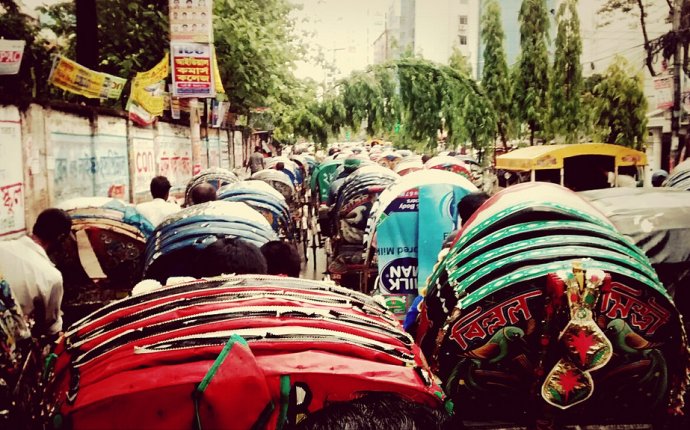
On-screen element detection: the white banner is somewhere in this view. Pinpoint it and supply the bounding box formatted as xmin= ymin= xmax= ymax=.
xmin=0 ymin=39 xmax=26 ymax=75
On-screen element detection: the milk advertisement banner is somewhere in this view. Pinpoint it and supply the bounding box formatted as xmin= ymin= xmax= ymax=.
xmin=376 ymin=188 xmax=419 ymax=295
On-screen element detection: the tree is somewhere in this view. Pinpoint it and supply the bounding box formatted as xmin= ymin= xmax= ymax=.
xmin=481 ymin=0 xmax=513 ymax=148
xmin=592 ymin=57 xmax=648 ymax=149
xmin=213 ymin=0 xmax=304 ymax=117
xmin=549 ymin=0 xmax=583 ymax=143
xmin=598 ymin=1 xmax=688 ymax=77
xmin=514 ymin=0 xmax=551 ymax=145
xmin=289 ymin=58 xmax=495 ymax=151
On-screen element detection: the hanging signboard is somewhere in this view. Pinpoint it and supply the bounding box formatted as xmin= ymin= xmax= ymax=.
xmin=170 ymin=42 xmax=215 ymax=98
xmin=653 ymin=73 xmax=673 ymax=110
xmin=169 ymin=0 xmax=213 ymax=43
xmin=48 ymin=55 xmax=126 ymax=99
xmin=0 ymin=40 xmax=25 ymax=75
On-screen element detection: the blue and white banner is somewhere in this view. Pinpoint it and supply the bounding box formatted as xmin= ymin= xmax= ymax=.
xmin=377 ymin=188 xmax=419 ymax=294
xmin=377 ymin=184 xmax=472 ymax=296
xmin=418 ymin=184 xmax=470 ymax=287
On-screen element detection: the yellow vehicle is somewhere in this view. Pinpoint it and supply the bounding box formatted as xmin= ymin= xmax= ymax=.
xmin=495 ymin=143 xmax=647 ymax=190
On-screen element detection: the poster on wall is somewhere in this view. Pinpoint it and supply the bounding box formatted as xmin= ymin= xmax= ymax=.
xmin=170 ymin=42 xmax=215 ymax=98
xmin=169 ymin=0 xmax=213 ymax=43
xmin=0 ymin=118 xmax=25 ymax=237
xmin=0 ymin=39 xmax=26 ymax=75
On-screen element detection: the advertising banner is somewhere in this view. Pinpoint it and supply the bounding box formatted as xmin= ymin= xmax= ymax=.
xmin=376 ymin=184 xmax=469 ymax=297
xmin=49 ymin=55 xmax=126 ymax=99
xmin=653 ymin=73 xmax=673 ymax=110
xmin=169 ymin=0 xmax=213 ymax=43
xmin=376 ymin=188 xmax=419 ymax=295
xmin=417 ymin=184 xmax=469 ymax=287
xmin=0 ymin=39 xmax=25 ymax=75
xmin=130 ymin=53 xmax=169 ymax=116
xmin=0 ymin=118 xmax=25 ymax=237
xmin=171 ymin=42 xmax=215 ymax=98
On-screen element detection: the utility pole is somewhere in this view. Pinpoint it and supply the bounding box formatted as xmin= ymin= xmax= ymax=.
xmin=671 ymin=0 xmax=683 ymax=168
xmin=75 ymin=0 xmax=98 ymax=106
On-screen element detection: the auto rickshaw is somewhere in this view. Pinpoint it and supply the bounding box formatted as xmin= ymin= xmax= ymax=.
xmin=495 ymin=143 xmax=647 ymax=191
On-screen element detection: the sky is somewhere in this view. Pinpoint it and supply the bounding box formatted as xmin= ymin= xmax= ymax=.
xmin=290 ymin=0 xmax=389 ymax=82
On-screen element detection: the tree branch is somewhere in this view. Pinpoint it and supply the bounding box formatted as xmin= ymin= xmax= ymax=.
xmin=638 ymin=0 xmax=658 ymax=76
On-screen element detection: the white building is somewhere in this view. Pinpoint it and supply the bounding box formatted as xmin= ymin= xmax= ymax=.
xmin=373 ymin=0 xmax=482 ymax=79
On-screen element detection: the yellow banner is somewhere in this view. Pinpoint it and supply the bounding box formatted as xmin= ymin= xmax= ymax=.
xmin=212 ymin=45 xmax=225 ymax=94
xmin=130 ymin=54 xmax=169 ymax=116
xmin=49 ymin=55 xmax=126 ymax=99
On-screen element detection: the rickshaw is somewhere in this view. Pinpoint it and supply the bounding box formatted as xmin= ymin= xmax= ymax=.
xmin=363 ymin=170 xmax=478 ymax=320
xmin=665 ymin=158 xmax=690 ymax=190
xmin=495 ymin=143 xmax=647 ymax=190
xmin=310 ymin=159 xmax=344 ymax=205
xmin=394 ymin=157 xmax=424 ymax=176
xmin=143 ymin=201 xmax=277 ymax=283
xmin=217 ymin=180 xmax=293 ymax=240
xmin=43 ymin=275 xmax=444 ymax=429
xmin=327 ymin=165 xmax=399 ymax=289
xmin=419 ymin=182 xmax=688 ymax=427
xmin=377 ymin=150 xmax=402 ymax=170
xmin=580 ymin=187 xmax=690 ymax=319
xmin=424 ymin=155 xmax=472 ymax=180
xmin=53 ymin=198 xmax=155 ymax=322
xmin=183 ymin=168 xmax=239 ymax=206
xmin=251 ymin=169 xmax=296 ymax=203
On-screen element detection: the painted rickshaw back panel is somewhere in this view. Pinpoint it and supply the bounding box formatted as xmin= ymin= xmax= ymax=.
xmin=419 ymin=183 xmax=689 ymax=426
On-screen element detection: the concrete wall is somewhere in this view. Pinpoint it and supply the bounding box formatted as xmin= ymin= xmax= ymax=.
xmin=0 ymin=103 xmax=243 ymax=237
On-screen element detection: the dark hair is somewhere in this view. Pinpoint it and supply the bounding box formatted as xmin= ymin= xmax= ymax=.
xmin=193 ymin=237 xmax=267 ymax=277
xmin=33 ymin=208 xmax=72 ymax=244
xmin=421 ymin=154 xmax=431 ymax=164
xmin=275 ymin=162 xmax=285 ymax=170
xmin=260 ymin=241 xmax=301 ymax=277
xmin=293 ymin=392 xmax=449 ymax=430
xmin=150 ymin=176 xmax=172 ymax=199
xmin=190 ymin=182 xmax=217 ymax=205
xmin=457 ymin=191 xmax=490 ymax=224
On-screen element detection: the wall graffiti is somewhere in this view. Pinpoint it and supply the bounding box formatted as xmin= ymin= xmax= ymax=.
xmin=0 ymin=119 xmax=25 ymax=237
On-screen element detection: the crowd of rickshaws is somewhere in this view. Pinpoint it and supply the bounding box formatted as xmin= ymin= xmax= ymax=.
xmin=3 ymin=142 xmax=690 ymax=429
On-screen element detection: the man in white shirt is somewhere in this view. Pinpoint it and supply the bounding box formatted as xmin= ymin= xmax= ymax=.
xmin=136 ymin=176 xmax=180 ymax=226
xmin=0 ymin=208 xmax=72 ymax=336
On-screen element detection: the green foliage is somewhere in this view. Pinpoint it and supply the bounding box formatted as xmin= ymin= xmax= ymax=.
xmin=591 ymin=57 xmax=648 ymax=149
xmin=214 ymin=0 xmax=302 ymax=116
xmin=549 ymin=0 xmax=583 ymax=143
xmin=481 ymin=0 xmax=513 ymax=147
xmin=514 ymin=0 xmax=551 ymax=145
xmin=94 ymin=1 xmax=169 ymax=79
xmin=288 ymin=57 xmax=496 ymax=152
